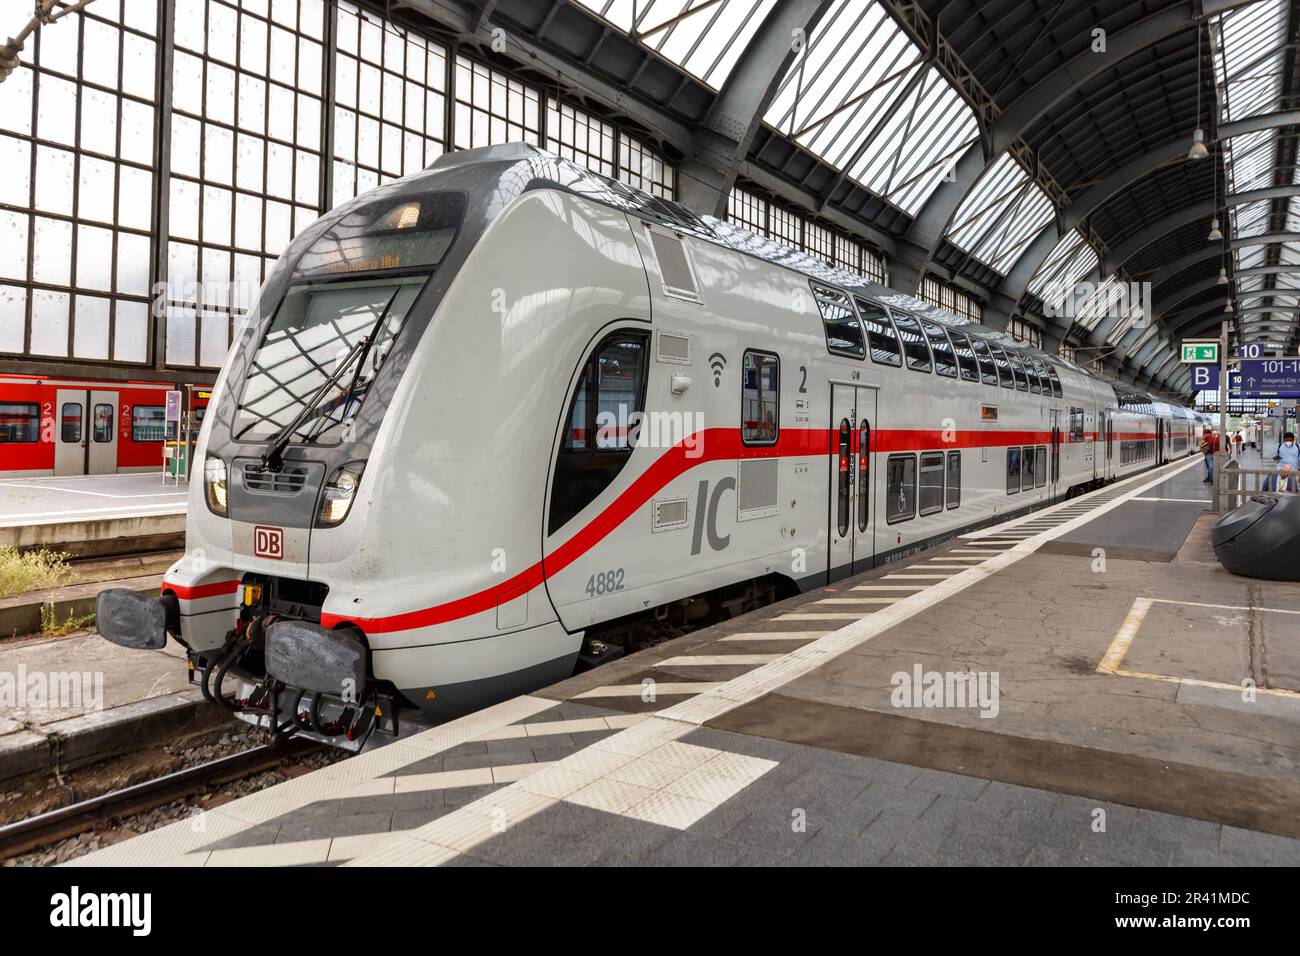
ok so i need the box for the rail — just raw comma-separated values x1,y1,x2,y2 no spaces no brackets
0,739,320,860
1216,462,1299,510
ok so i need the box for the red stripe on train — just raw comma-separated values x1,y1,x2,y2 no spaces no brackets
165,579,241,600
321,425,1126,634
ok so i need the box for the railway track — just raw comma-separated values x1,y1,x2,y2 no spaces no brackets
0,739,321,860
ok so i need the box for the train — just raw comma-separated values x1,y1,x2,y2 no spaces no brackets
0,374,212,477
95,143,1201,748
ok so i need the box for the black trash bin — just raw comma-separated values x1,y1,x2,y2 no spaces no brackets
1211,493,1300,581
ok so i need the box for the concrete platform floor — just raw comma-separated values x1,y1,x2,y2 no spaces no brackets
0,628,200,782
64,455,1300,866
0,473,189,528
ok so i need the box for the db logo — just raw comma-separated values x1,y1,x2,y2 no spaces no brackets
253,525,284,560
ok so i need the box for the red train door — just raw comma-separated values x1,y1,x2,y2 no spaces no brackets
54,389,87,476
88,389,119,473
827,383,876,581
1049,408,1061,496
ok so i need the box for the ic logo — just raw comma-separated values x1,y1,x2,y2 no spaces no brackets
253,525,284,560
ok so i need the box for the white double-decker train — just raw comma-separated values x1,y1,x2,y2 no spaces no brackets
97,144,1199,746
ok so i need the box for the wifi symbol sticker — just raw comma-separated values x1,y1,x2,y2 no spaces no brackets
708,352,727,387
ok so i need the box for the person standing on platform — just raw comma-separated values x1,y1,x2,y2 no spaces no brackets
1232,431,1244,462
1273,432,1299,493
1200,428,1218,483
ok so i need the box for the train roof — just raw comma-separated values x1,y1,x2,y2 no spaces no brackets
429,144,1180,408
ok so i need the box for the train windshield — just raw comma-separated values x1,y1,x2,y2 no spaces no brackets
231,192,464,445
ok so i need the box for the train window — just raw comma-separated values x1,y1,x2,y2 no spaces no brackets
811,284,864,359
1069,407,1085,442
549,331,651,534
1006,447,1021,494
951,331,980,382
0,403,39,443
837,419,851,537
885,454,916,524
946,451,961,509
890,312,932,373
1007,351,1030,391
857,420,870,533
61,403,83,443
919,452,944,515
93,404,113,443
132,406,165,442
233,276,426,444
1046,366,1063,398
1035,446,1046,488
854,297,902,367
921,321,958,378
1021,354,1042,394
741,350,780,446
987,345,1013,389
969,338,999,386
1022,445,1035,487
1030,357,1051,394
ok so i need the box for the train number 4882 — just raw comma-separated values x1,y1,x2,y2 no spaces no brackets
586,569,625,596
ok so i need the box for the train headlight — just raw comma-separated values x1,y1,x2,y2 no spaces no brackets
317,461,365,527
203,455,228,516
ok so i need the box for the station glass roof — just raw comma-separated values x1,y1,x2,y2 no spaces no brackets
762,0,978,216
571,0,777,89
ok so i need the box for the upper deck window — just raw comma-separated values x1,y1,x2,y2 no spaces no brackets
811,284,864,359
969,337,999,386
950,331,980,382
854,297,902,367
890,312,932,373
921,320,958,378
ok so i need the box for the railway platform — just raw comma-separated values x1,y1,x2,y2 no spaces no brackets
0,474,188,557
65,456,1300,867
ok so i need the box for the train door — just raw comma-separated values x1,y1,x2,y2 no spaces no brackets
1098,412,1106,477
827,384,876,580
1155,419,1165,465
1105,412,1115,477
54,388,88,476
88,389,119,474
1049,408,1062,496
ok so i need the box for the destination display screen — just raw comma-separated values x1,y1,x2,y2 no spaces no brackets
294,191,466,278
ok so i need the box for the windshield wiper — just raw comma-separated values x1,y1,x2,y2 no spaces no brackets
297,287,403,448
261,334,370,472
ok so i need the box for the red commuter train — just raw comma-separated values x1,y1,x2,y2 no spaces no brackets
0,373,212,477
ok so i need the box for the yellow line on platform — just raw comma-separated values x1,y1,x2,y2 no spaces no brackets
1097,597,1300,699
1097,597,1152,674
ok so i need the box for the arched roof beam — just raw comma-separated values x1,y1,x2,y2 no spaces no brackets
1140,232,1300,287
1154,275,1229,317
675,0,830,216
1102,186,1300,276
1001,110,1300,300
1238,306,1300,316
903,0,1254,279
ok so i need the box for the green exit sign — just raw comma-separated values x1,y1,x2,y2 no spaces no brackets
1181,342,1219,363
